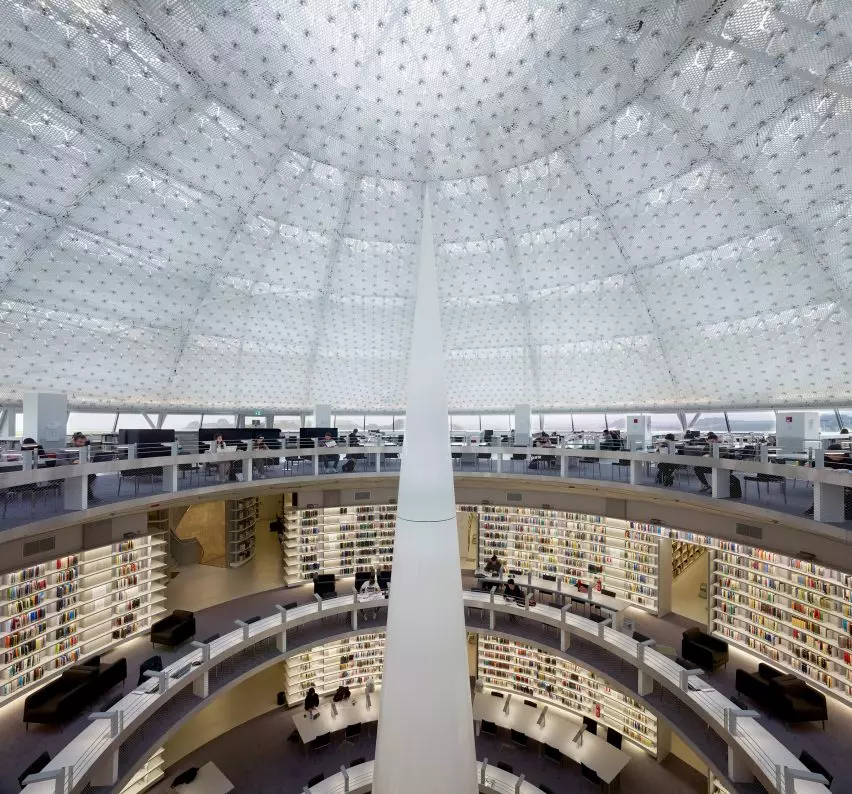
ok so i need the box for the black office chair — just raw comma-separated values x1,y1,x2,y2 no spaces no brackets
245,615,261,624
355,571,373,591
313,574,338,599
306,773,324,787
543,744,562,766
583,716,598,735
480,719,498,737
510,729,528,748
490,691,504,698
377,571,392,591
137,654,163,685
496,761,513,774
349,757,367,768
311,732,331,753
201,632,220,644
342,722,362,746
523,699,537,708
606,727,622,749
539,785,555,794
581,763,601,785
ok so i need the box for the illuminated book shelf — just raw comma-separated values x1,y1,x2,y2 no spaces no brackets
711,541,852,701
282,505,397,585
463,505,664,613
284,631,385,702
227,497,259,568
477,634,658,754
672,540,704,578
0,533,167,702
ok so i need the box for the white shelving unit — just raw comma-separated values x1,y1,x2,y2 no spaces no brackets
477,634,658,754
118,747,165,794
0,533,168,702
463,505,662,613
672,540,704,578
282,505,397,585
227,497,258,568
284,631,386,703
711,541,852,700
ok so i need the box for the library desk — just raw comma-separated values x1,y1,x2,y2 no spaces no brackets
472,691,630,786
294,690,383,744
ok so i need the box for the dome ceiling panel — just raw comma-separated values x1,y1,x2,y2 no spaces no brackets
0,0,849,411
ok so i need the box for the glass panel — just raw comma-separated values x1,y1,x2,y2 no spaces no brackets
648,413,682,432
481,415,512,432
201,414,236,428
541,413,574,431
571,413,606,432
116,413,152,430
530,413,543,433
273,415,302,430
449,414,481,431
14,412,22,437
606,414,626,431
161,414,202,431
334,415,365,431
364,415,394,431
727,411,775,433
819,411,840,433
393,416,405,431
691,412,727,432
304,415,316,428
67,412,117,435
838,409,852,433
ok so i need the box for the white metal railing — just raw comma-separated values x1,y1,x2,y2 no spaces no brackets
20,592,828,794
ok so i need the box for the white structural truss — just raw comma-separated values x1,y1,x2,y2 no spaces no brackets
373,187,477,794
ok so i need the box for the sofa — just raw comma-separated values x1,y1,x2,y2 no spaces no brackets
151,610,196,647
23,657,126,728
736,663,828,728
681,628,729,672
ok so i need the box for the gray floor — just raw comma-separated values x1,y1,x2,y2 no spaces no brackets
1,456,845,533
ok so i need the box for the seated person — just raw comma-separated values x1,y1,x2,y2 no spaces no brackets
304,686,320,712
694,432,720,492
483,554,502,575
332,685,352,702
503,578,525,603
655,433,678,486
359,574,382,618
320,432,339,472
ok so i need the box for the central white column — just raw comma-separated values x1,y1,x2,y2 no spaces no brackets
372,187,477,794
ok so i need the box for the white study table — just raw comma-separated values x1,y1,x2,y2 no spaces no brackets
171,762,234,793
475,571,629,628
294,691,383,744
306,760,549,794
472,691,630,786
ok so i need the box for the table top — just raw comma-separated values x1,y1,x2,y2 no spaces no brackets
475,571,628,613
293,691,382,744
472,691,630,784
306,760,549,794
172,762,234,794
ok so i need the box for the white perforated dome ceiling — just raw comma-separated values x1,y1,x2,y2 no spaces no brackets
0,0,850,411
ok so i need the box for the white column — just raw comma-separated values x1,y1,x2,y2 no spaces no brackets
514,405,531,446
0,408,15,437
314,405,331,428
373,187,477,794
163,441,179,492
23,392,67,447
64,445,88,510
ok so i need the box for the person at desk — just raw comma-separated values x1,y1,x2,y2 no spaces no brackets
212,434,230,482
320,432,339,473
253,436,269,478
503,578,525,603
22,437,45,456
694,432,720,493
360,574,382,618
304,686,320,715
484,554,502,575
72,432,98,499
655,433,677,487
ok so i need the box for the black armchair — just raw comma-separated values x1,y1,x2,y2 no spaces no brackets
681,628,728,672
151,610,196,647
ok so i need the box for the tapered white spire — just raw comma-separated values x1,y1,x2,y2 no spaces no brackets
372,186,477,794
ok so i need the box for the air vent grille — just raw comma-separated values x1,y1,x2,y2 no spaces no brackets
23,536,56,557
736,523,763,540
354,491,371,501
507,493,523,503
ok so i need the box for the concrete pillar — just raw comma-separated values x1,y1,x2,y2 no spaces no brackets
711,445,731,498
0,408,15,437
314,405,332,428
514,405,531,446
163,442,179,492
373,187,477,794
64,444,88,510
22,392,67,448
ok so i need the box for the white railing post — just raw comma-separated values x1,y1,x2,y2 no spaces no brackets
678,668,704,692
480,759,488,785
21,766,68,792
88,710,122,737
190,640,211,697
536,705,548,727
515,773,525,794
144,669,168,693
314,593,324,612
341,766,350,794
126,443,137,460
710,444,731,498
724,708,760,737
234,619,252,642
560,605,571,650
352,588,359,630
489,586,496,630
163,441,179,492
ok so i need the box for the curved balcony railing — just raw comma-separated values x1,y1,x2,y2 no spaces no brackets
0,439,849,534
20,591,829,794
